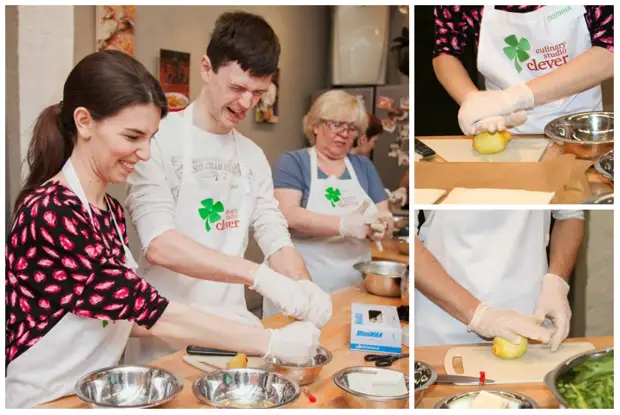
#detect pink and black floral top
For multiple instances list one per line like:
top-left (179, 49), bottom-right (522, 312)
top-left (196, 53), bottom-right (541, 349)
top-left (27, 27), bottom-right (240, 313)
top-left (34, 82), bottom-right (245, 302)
top-left (433, 5), bottom-right (614, 58)
top-left (6, 181), bottom-right (169, 367)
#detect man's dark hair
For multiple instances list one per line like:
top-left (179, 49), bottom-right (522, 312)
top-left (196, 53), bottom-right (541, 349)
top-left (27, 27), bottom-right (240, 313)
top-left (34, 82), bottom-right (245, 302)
top-left (207, 11), bottom-right (281, 77)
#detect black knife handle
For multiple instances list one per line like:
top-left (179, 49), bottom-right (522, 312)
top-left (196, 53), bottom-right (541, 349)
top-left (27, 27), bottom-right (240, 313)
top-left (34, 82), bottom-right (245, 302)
top-left (186, 345), bottom-right (238, 356)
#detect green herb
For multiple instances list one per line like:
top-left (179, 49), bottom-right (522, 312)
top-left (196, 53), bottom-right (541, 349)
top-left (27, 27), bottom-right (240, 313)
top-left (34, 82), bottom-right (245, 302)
top-left (557, 352), bottom-right (614, 409)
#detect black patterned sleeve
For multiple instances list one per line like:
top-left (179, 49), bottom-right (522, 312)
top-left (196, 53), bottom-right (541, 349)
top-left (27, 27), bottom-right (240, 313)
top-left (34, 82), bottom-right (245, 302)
top-left (585, 6), bottom-right (614, 53)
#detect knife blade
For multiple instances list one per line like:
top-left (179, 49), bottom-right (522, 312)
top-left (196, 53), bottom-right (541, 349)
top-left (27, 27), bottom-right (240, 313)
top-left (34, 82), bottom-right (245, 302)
top-left (185, 345), bottom-right (247, 356)
top-left (435, 374), bottom-right (496, 385)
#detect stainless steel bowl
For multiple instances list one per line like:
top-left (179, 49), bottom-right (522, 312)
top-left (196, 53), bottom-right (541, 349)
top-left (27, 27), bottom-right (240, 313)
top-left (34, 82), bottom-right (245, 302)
top-left (544, 111), bottom-right (614, 159)
top-left (400, 270), bottom-right (409, 306)
top-left (394, 236), bottom-right (409, 255)
top-left (192, 368), bottom-right (300, 409)
top-left (262, 346), bottom-right (332, 386)
top-left (74, 365), bottom-right (183, 409)
top-left (581, 192), bottom-right (614, 204)
top-left (595, 150), bottom-right (614, 182)
top-left (544, 346), bottom-right (614, 409)
top-left (434, 389), bottom-right (540, 409)
top-left (333, 366), bottom-right (409, 409)
top-left (414, 360), bottom-right (437, 407)
top-left (392, 215), bottom-right (409, 232)
top-left (354, 260), bottom-right (408, 297)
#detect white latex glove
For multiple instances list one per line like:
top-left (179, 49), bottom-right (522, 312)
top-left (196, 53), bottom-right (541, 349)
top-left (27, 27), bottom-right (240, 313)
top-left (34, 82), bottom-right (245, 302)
top-left (262, 321), bottom-right (321, 365)
top-left (297, 280), bottom-right (332, 328)
top-left (473, 110), bottom-right (529, 135)
top-left (534, 273), bottom-right (572, 352)
top-left (339, 201), bottom-right (372, 240)
top-left (386, 187), bottom-right (408, 207)
top-left (458, 83), bottom-right (535, 135)
top-left (467, 302), bottom-right (554, 345)
top-left (250, 264), bottom-right (310, 320)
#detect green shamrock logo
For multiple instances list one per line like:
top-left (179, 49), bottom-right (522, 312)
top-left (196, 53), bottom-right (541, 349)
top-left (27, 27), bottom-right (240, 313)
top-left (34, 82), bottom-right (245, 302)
top-left (102, 321), bottom-right (109, 328)
top-left (503, 35), bottom-right (531, 73)
top-left (198, 198), bottom-right (225, 232)
top-left (325, 187), bottom-right (342, 208)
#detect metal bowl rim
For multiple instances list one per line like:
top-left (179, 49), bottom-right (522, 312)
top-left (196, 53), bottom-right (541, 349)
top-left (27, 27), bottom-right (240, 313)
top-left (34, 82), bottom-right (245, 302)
top-left (433, 388), bottom-right (540, 409)
top-left (353, 260), bottom-right (408, 278)
top-left (262, 345), bottom-right (333, 368)
top-left (543, 346), bottom-right (614, 409)
top-left (191, 367), bottom-right (301, 409)
top-left (332, 366), bottom-right (409, 401)
top-left (544, 111), bottom-right (615, 144)
top-left (414, 360), bottom-right (438, 393)
top-left (594, 150), bottom-right (614, 181)
top-left (73, 364), bottom-right (184, 409)
top-left (580, 192), bottom-right (614, 204)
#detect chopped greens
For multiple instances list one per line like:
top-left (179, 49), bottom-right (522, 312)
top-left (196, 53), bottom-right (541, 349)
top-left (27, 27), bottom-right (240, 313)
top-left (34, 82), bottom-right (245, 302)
top-left (557, 351), bottom-right (614, 409)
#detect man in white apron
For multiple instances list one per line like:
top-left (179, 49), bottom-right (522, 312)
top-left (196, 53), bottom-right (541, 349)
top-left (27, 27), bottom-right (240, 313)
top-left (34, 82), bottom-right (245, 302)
top-left (439, 6), bottom-right (611, 135)
top-left (414, 210), bottom-right (583, 350)
top-left (123, 12), bottom-right (330, 365)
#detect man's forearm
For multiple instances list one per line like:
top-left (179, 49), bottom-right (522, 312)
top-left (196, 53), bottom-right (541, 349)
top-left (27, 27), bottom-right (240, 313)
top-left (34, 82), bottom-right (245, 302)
top-left (432, 54), bottom-right (479, 105)
top-left (548, 219), bottom-right (585, 281)
top-left (414, 238), bottom-right (480, 325)
top-left (268, 246), bottom-right (311, 281)
top-left (145, 229), bottom-right (259, 285)
top-left (526, 47), bottom-right (613, 106)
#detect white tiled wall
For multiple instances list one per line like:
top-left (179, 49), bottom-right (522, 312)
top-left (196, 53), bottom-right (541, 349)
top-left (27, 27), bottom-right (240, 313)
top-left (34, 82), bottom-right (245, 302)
top-left (18, 6), bottom-right (74, 178)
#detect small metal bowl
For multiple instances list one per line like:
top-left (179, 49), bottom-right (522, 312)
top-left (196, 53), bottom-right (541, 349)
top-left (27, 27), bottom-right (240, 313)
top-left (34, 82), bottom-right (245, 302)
top-left (595, 150), bottom-right (614, 182)
top-left (434, 389), bottom-right (540, 409)
top-left (262, 346), bottom-right (332, 386)
top-left (400, 272), bottom-right (409, 306)
top-left (414, 360), bottom-right (437, 407)
top-left (74, 365), bottom-right (183, 409)
top-left (394, 236), bottom-right (409, 255)
top-left (333, 366), bottom-right (409, 409)
top-left (544, 111), bottom-right (614, 159)
top-left (192, 368), bottom-right (300, 409)
top-left (392, 215), bottom-right (409, 232)
top-left (544, 346), bottom-right (613, 409)
top-left (354, 260), bottom-right (408, 297)
top-left (581, 192), bottom-right (614, 204)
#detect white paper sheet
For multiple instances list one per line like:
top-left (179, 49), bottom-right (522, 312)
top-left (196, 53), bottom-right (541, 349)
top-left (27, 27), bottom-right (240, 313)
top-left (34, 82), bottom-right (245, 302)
top-left (414, 189), bottom-right (447, 205)
top-left (441, 188), bottom-right (555, 205)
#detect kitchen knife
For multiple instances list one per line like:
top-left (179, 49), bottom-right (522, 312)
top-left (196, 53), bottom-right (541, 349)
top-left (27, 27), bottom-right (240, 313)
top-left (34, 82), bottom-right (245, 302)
top-left (435, 374), bottom-right (496, 385)
top-left (184, 345), bottom-right (263, 357)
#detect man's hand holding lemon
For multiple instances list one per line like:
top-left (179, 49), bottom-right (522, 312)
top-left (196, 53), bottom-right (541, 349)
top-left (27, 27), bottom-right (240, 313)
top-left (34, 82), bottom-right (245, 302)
top-left (466, 302), bottom-right (555, 359)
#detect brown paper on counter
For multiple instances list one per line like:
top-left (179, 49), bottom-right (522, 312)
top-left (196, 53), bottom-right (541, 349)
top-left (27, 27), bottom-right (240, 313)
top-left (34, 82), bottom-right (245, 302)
top-left (415, 154), bottom-right (593, 204)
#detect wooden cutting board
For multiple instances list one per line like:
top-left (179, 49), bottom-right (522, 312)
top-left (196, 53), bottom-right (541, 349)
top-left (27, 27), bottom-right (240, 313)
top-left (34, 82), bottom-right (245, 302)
top-left (419, 138), bottom-right (550, 163)
top-left (183, 354), bottom-right (270, 373)
top-left (444, 342), bottom-right (595, 384)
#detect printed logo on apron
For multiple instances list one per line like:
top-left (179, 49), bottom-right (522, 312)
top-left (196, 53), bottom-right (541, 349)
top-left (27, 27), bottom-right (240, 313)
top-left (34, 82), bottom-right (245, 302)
top-left (325, 187), bottom-right (341, 207)
top-left (198, 198), bottom-right (241, 232)
top-left (503, 34), bottom-right (570, 74)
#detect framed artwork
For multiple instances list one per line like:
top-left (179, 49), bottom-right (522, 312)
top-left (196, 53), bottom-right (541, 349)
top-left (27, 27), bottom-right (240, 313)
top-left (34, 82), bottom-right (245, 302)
top-left (96, 6), bottom-right (136, 56)
top-left (159, 49), bottom-right (190, 112)
top-left (255, 69), bottom-right (280, 124)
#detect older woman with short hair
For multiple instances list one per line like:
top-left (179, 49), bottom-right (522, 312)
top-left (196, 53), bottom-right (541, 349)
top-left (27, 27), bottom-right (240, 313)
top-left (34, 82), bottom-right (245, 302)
top-left (270, 90), bottom-right (392, 304)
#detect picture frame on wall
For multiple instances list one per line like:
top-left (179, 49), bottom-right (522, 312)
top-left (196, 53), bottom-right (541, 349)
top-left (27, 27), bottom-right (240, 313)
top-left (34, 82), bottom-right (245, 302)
top-left (159, 49), bottom-right (190, 112)
top-left (96, 6), bottom-right (136, 56)
top-left (255, 68), bottom-right (280, 124)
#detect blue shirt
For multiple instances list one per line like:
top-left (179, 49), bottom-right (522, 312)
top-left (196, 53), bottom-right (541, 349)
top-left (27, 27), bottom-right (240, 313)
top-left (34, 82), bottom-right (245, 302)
top-left (273, 149), bottom-right (388, 208)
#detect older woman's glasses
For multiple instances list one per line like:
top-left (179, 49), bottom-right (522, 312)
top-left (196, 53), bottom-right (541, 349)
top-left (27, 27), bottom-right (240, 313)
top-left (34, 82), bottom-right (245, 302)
top-left (321, 119), bottom-right (360, 138)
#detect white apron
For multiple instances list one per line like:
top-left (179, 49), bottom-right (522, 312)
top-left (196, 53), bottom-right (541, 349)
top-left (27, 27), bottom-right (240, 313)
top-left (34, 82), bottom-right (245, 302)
top-left (477, 5), bottom-right (602, 134)
top-left (124, 103), bottom-right (260, 365)
top-left (414, 210), bottom-right (550, 346)
top-left (5, 160), bottom-right (135, 408)
top-left (264, 147), bottom-right (378, 316)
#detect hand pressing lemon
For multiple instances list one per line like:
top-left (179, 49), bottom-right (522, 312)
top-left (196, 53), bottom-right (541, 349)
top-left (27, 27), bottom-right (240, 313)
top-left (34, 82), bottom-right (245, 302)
top-left (492, 335), bottom-right (528, 359)
top-left (226, 353), bottom-right (248, 368)
top-left (472, 131), bottom-right (512, 154)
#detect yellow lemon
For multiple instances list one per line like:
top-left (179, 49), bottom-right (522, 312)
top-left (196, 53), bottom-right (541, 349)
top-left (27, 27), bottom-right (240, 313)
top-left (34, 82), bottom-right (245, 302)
top-left (226, 353), bottom-right (248, 368)
top-left (472, 131), bottom-right (512, 154)
top-left (492, 335), bottom-right (528, 359)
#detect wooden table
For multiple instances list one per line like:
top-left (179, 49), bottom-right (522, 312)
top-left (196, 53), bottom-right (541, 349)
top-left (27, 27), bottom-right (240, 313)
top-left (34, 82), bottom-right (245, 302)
top-left (414, 336), bottom-right (613, 409)
top-left (371, 238), bottom-right (409, 264)
top-left (416, 135), bottom-right (613, 197)
top-left (39, 284), bottom-right (409, 409)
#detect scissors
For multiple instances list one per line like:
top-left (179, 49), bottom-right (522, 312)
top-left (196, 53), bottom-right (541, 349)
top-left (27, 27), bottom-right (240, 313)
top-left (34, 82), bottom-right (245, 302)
top-left (364, 353), bottom-right (409, 367)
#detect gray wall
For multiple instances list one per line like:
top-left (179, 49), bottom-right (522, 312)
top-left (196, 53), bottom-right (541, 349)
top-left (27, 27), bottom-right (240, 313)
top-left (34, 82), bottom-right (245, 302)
top-left (74, 5), bottom-right (331, 264)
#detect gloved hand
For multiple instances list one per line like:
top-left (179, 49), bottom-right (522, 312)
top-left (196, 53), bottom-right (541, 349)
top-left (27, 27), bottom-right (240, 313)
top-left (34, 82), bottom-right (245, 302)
top-left (251, 264), bottom-right (310, 320)
top-left (339, 201), bottom-right (373, 240)
top-left (263, 321), bottom-right (321, 365)
top-left (458, 83), bottom-right (534, 135)
top-left (386, 187), bottom-right (408, 207)
top-left (534, 273), bottom-right (572, 352)
top-left (467, 302), bottom-right (554, 345)
top-left (472, 110), bottom-right (528, 135)
top-left (366, 211), bottom-right (392, 242)
top-left (297, 280), bottom-right (332, 328)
